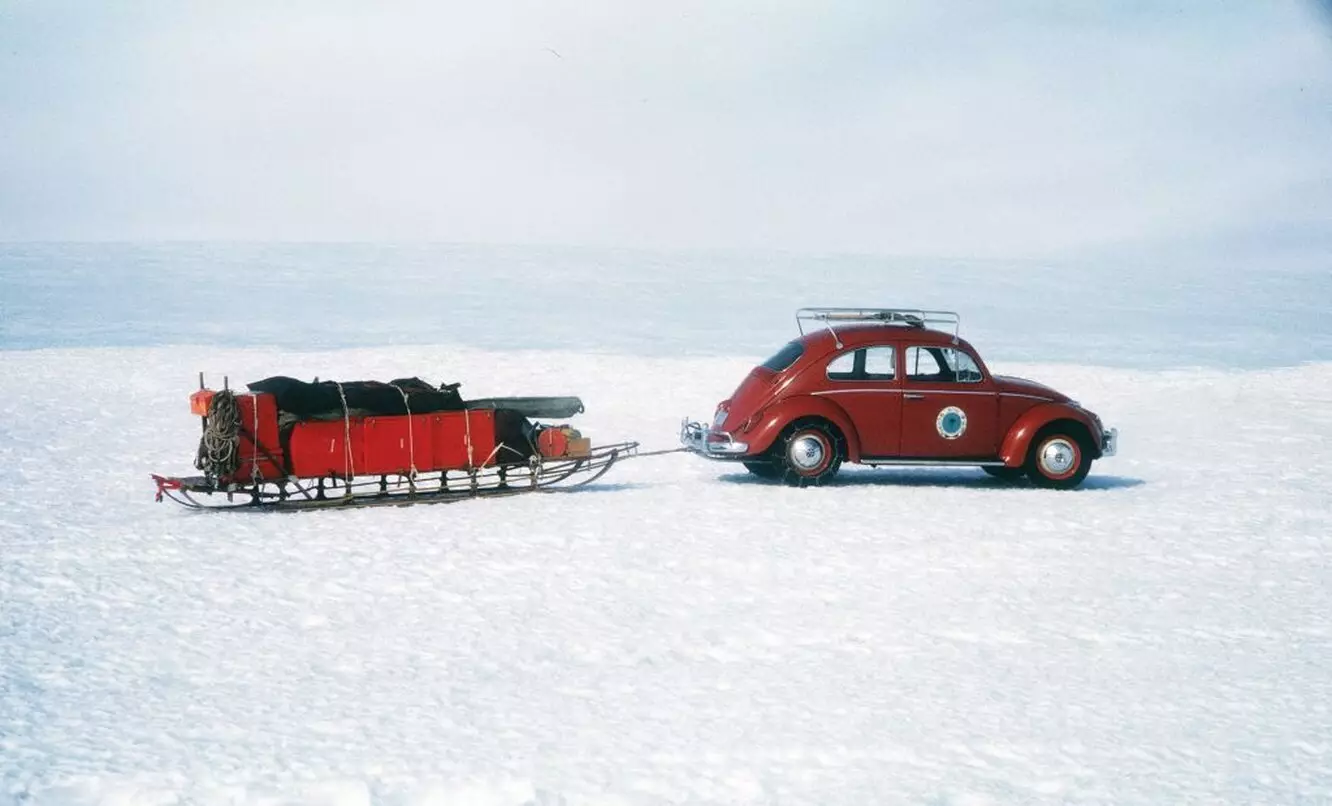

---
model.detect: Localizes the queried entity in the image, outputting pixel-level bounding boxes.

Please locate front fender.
[738,395,863,461]
[1000,403,1103,467]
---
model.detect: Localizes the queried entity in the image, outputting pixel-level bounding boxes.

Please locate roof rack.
[795,307,961,347]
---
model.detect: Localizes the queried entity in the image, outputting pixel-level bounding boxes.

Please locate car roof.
[793,323,971,354]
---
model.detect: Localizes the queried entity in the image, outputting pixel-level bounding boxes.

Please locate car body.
[681,308,1118,489]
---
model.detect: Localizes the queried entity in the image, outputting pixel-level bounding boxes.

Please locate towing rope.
[250,390,261,483]
[334,381,355,488]
[195,390,242,479]
[464,408,475,469]
[390,383,418,484]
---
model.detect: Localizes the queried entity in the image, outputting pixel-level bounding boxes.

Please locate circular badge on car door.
[936,406,967,439]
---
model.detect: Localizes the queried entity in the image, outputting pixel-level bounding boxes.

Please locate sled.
[151,374,647,512]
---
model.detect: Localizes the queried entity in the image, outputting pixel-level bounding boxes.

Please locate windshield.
[760,341,804,372]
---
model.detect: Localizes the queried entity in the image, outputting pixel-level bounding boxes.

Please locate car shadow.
[718,467,1145,491]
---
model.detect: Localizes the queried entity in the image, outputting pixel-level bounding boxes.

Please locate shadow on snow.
[717,467,1145,491]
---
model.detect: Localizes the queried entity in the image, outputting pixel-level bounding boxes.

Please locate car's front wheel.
[777,421,843,487]
[1025,428,1091,489]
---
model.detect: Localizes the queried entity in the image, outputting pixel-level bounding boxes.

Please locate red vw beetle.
[681,308,1118,489]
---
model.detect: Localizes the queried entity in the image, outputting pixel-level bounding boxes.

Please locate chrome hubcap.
[789,434,827,471]
[1039,438,1077,476]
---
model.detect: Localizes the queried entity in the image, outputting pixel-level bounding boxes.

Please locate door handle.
[904,393,925,400]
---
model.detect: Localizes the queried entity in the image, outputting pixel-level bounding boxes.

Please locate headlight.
[713,407,729,428]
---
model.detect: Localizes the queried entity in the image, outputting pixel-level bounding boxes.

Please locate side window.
[906,347,943,380]
[826,346,897,381]
[944,348,983,383]
[826,351,857,380]
[907,346,983,383]
[863,346,896,380]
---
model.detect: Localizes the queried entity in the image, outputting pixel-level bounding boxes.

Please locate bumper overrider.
[680,419,750,459]
[1101,427,1119,457]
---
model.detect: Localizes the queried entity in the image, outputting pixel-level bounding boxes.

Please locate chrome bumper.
[1101,427,1119,457]
[680,419,750,458]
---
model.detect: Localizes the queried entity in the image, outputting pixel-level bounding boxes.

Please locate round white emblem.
[936,406,967,439]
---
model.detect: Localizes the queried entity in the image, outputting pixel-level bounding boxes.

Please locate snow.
[3,342,1331,805]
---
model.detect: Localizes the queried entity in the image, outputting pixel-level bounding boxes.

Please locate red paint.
[234,393,285,480]
[537,426,570,458]
[708,322,1110,473]
[222,400,499,482]
[739,395,863,461]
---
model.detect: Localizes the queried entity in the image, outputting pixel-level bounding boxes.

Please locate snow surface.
[3,344,1331,805]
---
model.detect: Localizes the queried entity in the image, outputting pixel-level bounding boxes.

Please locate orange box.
[190,389,215,417]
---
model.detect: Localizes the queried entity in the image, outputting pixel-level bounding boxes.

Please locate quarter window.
[863,347,896,380]
[826,351,857,380]
[826,346,897,381]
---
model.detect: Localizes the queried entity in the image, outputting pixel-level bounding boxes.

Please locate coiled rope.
[195,390,242,479]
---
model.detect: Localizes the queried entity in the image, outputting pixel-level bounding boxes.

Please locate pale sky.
[1,0,1329,257]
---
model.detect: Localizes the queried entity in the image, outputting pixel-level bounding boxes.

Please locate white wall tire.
[1025,430,1091,489]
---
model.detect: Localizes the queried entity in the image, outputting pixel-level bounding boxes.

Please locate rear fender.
[738,395,862,461]
[1000,403,1103,466]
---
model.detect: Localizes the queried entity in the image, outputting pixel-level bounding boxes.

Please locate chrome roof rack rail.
[795,308,961,343]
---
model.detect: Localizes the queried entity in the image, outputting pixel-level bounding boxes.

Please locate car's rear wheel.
[1024,428,1091,489]
[982,465,1025,482]
[743,460,782,479]
[778,421,842,487]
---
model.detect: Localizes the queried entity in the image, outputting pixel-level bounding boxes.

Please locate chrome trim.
[998,392,1055,402]
[812,388,902,395]
[861,458,1007,467]
[901,389,995,396]
[796,308,960,341]
[788,434,827,470]
[1101,427,1118,457]
[680,419,751,458]
[1038,437,1077,475]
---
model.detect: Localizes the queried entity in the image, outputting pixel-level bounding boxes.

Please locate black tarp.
[246,376,466,419]
[463,396,585,419]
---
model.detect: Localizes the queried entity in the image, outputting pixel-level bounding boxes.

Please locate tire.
[982,465,1025,482]
[777,421,843,487]
[743,460,782,480]
[1024,428,1092,489]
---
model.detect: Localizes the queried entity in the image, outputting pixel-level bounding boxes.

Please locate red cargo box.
[287,409,500,478]
[288,419,366,479]
[235,392,284,480]
[362,415,435,476]
[431,409,499,469]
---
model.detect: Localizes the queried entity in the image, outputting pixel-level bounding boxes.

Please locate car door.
[898,345,999,459]
[813,344,902,457]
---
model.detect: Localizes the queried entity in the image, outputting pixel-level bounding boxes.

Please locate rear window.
[760,341,804,372]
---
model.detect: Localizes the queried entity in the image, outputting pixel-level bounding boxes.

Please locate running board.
[861,458,1007,468]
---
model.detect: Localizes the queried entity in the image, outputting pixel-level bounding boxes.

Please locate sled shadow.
[565,481,649,495]
[167,480,651,514]
[718,468,1145,491]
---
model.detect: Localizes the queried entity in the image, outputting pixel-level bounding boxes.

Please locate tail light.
[713,401,730,428]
